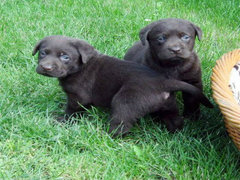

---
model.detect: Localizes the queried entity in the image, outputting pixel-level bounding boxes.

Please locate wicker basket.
[211,49,240,150]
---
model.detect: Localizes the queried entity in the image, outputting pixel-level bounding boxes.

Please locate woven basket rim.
[211,49,240,150]
[212,49,240,118]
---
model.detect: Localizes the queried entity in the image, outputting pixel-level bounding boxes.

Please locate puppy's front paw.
[166,117,184,133]
[183,109,200,121]
[109,122,132,137]
[56,115,70,123]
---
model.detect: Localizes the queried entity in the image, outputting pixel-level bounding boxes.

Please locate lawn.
[0,0,240,179]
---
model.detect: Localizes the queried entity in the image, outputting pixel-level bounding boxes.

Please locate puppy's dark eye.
[181,35,190,41]
[39,51,46,57]
[60,54,70,62]
[157,35,166,43]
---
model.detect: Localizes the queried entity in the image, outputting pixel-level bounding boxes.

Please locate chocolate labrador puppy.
[33,35,212,136]
[124,18,204,120]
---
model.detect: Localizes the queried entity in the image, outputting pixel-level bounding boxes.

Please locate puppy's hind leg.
[183,81,203,121]
[109,95,142,137]
[109,88,168,136]
[153,94,184,132]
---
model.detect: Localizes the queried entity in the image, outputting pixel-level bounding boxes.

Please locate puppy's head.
[33,35,98,78]
[140,18,202,65]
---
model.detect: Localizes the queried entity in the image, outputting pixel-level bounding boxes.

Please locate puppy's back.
[124,41,147,65]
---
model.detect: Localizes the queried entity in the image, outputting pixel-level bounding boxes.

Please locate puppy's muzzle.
[40,64,53,71]
[168,46,182,54]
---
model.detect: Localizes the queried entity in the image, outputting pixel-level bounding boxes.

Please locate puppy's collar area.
[158,59,183,67]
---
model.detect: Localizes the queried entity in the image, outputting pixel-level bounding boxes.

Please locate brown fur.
[124,18,205,120]
[33,35,212,136]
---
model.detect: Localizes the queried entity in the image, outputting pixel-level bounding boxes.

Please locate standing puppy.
[33,35,212,136]
[124,18,204,120]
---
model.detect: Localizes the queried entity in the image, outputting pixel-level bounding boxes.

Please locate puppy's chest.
[152,62,195,80]
[60,80,92,103]
[154,66,180,79]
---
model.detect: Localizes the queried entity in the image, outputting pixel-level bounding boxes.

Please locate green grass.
[1,0,240,179]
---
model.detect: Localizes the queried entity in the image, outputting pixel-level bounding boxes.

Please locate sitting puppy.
[124,18,204,120]
[33,35,213,136]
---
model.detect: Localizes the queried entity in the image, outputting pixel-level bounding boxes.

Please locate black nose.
[169,46,181,53]
[41,64,53,71]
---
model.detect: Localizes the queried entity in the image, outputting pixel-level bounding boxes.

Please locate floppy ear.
[32,39,44,56]
[139,21,161,46]
[71,39,98,64]
[139,23,153,46]
[191,23,202,41]
[139,26,151,46]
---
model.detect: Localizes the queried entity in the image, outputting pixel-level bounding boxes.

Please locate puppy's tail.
[163,79,213,108]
